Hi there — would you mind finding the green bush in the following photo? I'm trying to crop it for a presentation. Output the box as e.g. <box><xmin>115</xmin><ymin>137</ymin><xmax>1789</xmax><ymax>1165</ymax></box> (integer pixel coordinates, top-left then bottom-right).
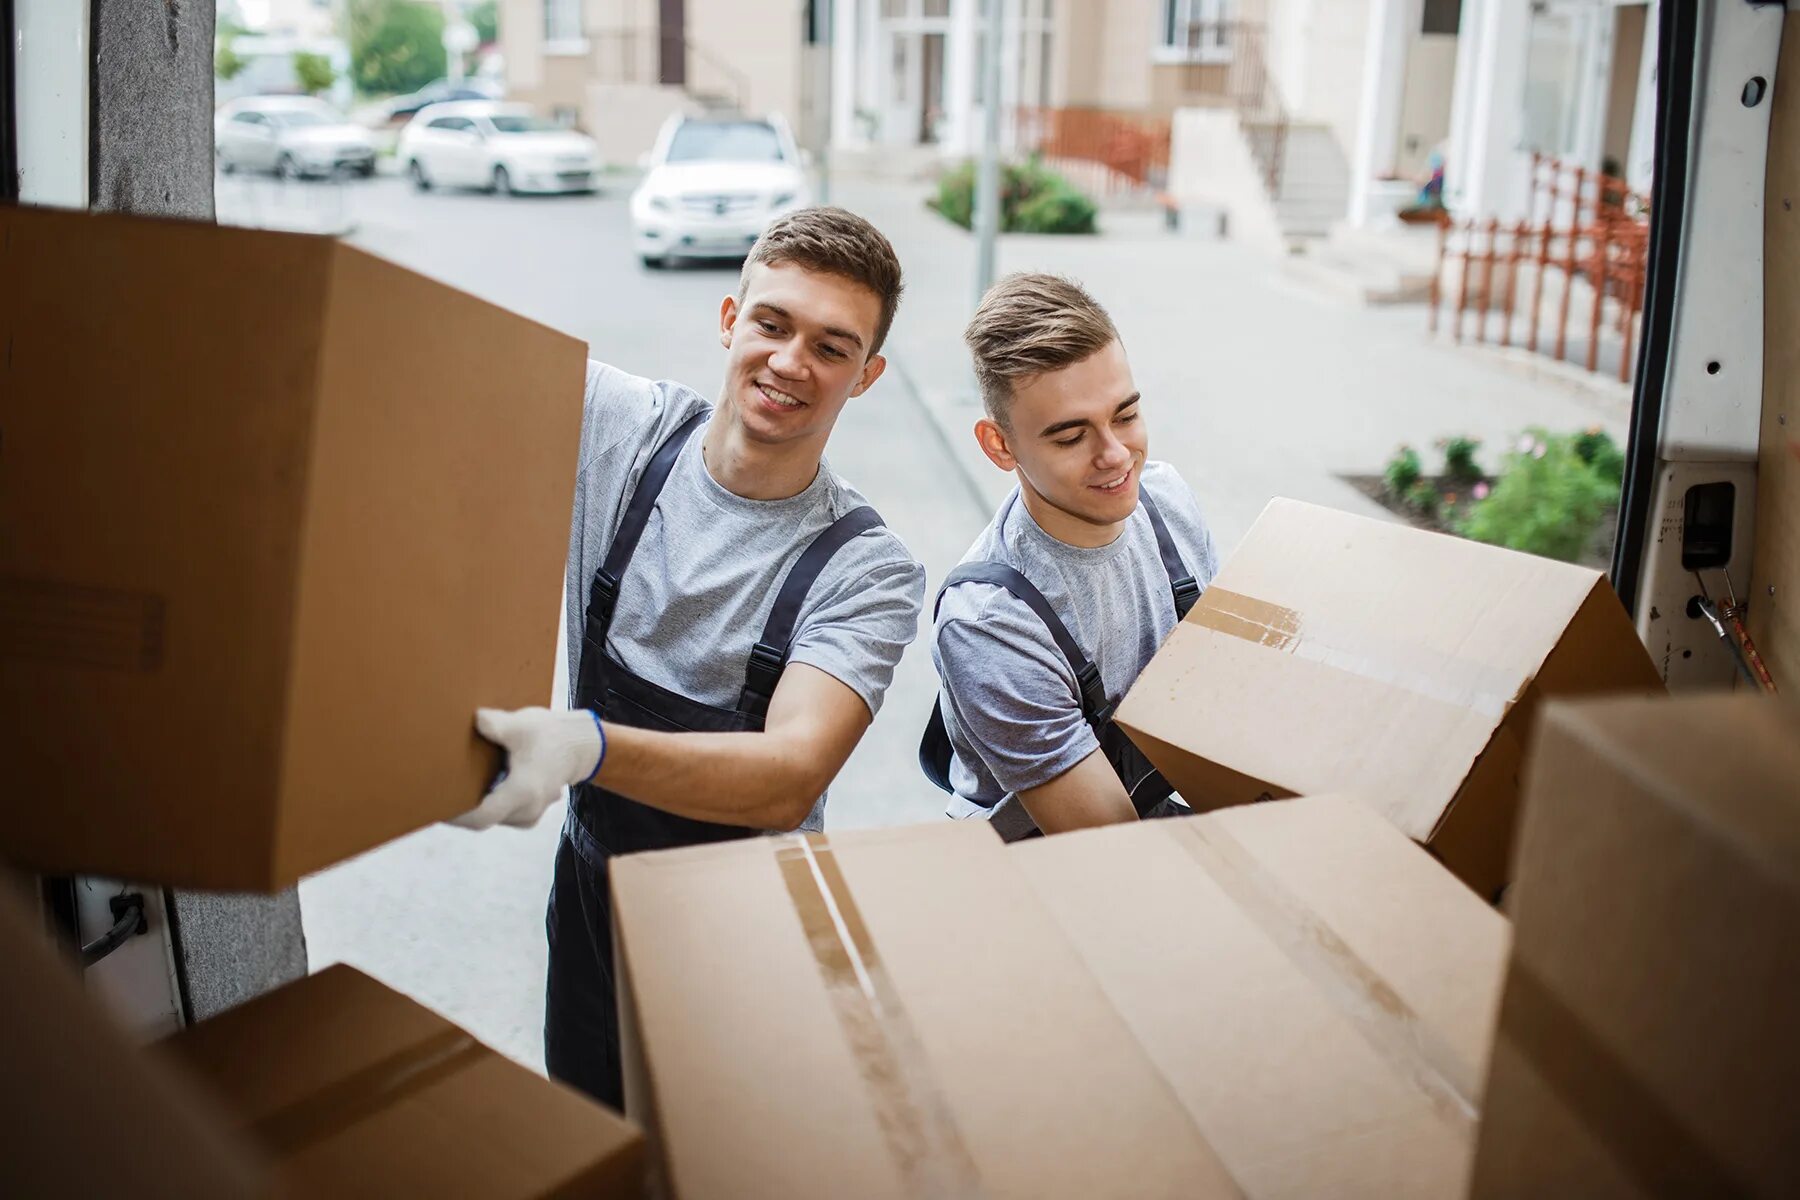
<box><xmin>929</xmin><ymin>157</ymin><xmax>1097</xmax><ymax>235</ymax></box>
<box><xmin>293</xmin><ymin>51</ymin><xmax>336</xmax><ymax>96</ymax></box>
<box><xmin>1571</xmin><ymin>426</ymin><xmax>1626</xmax><ymax>487</ymax></box>
<box><xmin>1405</xmin><ymin>479</ymin><xmax>1440</xmax><ymax>517</ymax></box>
<box><xmin>349</xmin><ymin>0</ymin><xmax>446</xmax><ymax>97</ymax></box>
<box><xmin>216</xmin><ymin>40</ymin><xmax>247</xmax><ymax>81</ymax></box>
<box><xmin>1459</xmin><ymin>429</ymin><xmax>1618</xmax><ymax>562</ymax></box>
<box><xmin>1439</xmin><ymin>435</ymin><xmax>1483</xmax><ymax>483</ymax></box>
<box><xmin>1383</xmin><ymin>444</ymin><xmax>1423</xmax><ymax>498</ymax></box>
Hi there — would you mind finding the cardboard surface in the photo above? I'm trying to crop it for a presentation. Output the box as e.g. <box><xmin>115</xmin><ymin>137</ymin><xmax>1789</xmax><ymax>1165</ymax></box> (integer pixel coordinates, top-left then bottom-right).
<box><xmin>166</xmin><ymin>963</ymin><xmax>645</xmax><ymax>1198</ymax></box>
<box><xmin>0</xmin><ymin>881</ymin><xmax>264</xmax><ymax>1199</ymax></box>
<box><xmin>1752</xmin><ymin>21</ymin><xmax>1800</xmax><ymax>688</ymax></box>
<box><xmin>1470</xmin><ymin>693</ymin><xmax>1800</xmax><ymax>1198</ymax></box>
<box><xmin>1115</xmin><ymin>498</ymin><xmax>1663</xmax><ymax>897</ymax></box>
<box><xmin>614</xmin><ymin>801</ymin><xmax>1508</xmax><ymax>1199</ymax></box>
<box><xmin>0</xmin><ymin>205</ymin><xmax>586</xmax><ymax>889</ymax></box>
<box><xmin>1014</xmin><ymin>797</ymin><xmax>1510</xmax><ymax>1199</ymax></box>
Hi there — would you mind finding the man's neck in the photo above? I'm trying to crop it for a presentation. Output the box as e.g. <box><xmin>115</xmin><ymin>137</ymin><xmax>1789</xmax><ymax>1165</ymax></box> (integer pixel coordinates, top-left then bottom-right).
<box><xmin>1016</xmin><ymin>476</ymin><xmax>1128</xmax><ymax>549</ymax></box>
<box><xmin>701</xmin><ymin>405</ymin><xmax>824</xmax><ymax>501</ymax></box>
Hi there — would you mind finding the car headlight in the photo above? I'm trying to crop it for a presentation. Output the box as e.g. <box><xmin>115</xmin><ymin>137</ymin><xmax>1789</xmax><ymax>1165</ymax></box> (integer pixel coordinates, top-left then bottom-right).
<box><xmin>648</xmin><ymin>195</ymin><xmax>673</xmax><ymax>213</ymax></box>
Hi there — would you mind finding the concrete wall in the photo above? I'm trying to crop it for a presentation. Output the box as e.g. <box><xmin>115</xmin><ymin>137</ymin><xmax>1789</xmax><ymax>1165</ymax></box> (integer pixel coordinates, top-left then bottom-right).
<box><xmin>1396</xmin><ymin>32</ymin><xmax>1458</xmax><ymax>178</ymax></box>
<box><xmin>685</xmin><ymin>0</ymin><xmax>805</xmax><ymax>119</ymax></box>
<box><xmin>89</xmin><ymin>0</ymin><xmax>309</xmax><ymax>1024</ymax></box>
<box><xmin>1169</xmin><ymin>106</ymin><xmax>1285</xmax><ymax>254</ymax></box>
<box><xmin>585</xmin><ymin>82</ymin><xmax>691</xmax><ymax>163</ymax></box>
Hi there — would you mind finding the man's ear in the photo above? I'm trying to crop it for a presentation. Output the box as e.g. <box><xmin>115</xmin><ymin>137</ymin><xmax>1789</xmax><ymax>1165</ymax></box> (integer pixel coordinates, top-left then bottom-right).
<box><xmin>850</xmin><ymin>353</ymin><xmax>887</xmax><ymax>398</ymax></box>
<box><xmin>719</xmin><ymin>293</ymin><xmax>739</xmax><ymax>350</ymax></box>
<box><xmin>975</xmin><ymin>417</ymin><xmax>1017</xmax><ymax>472</ymax></box>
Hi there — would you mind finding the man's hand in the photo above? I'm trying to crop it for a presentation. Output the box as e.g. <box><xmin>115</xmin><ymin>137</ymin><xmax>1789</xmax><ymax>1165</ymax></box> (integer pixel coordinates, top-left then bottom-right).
<box><xmin>451</xmin><ymin>707</ymin><xmax>604</xmax><ymax>831</ymax></box>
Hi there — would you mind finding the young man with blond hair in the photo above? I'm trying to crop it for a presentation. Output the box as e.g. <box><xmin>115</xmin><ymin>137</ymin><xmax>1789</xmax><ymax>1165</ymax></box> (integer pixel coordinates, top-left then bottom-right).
<box><xmin>460</xmin><ymin>208</ymin><xmax>925</xmax><ymax>1108</ymax></box>
<box><xmin>920</xmin><ymin>272</ymin><xmax>1219</xmax><ymax>840</ymax></box>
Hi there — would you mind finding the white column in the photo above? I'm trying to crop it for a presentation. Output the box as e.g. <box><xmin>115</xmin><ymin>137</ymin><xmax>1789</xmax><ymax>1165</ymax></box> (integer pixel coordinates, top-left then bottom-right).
<box><xmin>1444</xmin><ymin>0</ymin><xmax>1486</xmax><ymax>215</ymax></box>
<box><xmin>831</xmin><ymin>0</ymin><xmax>861</xmax><ymax>148</ymax></box>
<box><xmin>1624</xmin><ymin>0</ymin><xmax>1659</xmax><ymax>192</ymax></box>
<box><xmin>1569</xmin><ymin>7</ymin><xmax>1613</xmax><ymax>171</ymax></box>
<box><xmin>1461</xmin><ymin>0</ymin><xmax>1532</xmax><ymax>221</ymax></box>
<box><xmin>1348</xmin><ymin>0</ymin><xmax>1419</xmax><ymax>226</ymax></box>
<box><xmin>15</xmin><ymin>0</ymin><xmax>91</xmax><ymax>208</ymax></box>
<box><xmin>944</xmin><ymin>0</ymin><xmax>979</xmax><ymax>155</ymax></box>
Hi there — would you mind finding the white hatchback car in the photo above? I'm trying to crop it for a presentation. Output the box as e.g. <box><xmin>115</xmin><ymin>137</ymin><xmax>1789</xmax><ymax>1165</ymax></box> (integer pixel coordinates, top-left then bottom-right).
<box><xmin>215</xmin><ymin>96</ymin><xmax>376</xmax><ymax>179</ymax></box>
<box><xmin>630</xmin><ymin>114</ymin><xmax>812</xmax><ymax>268</ymax></box>
<box><xmin>399</xmin><ymin>102</ymin><xmax>601</xmax><ymax>195</ymax></box>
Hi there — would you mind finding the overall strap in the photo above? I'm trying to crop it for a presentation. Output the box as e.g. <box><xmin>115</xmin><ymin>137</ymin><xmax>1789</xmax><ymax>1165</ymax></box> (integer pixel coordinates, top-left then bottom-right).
<box><xmin>737</xmin><ymin>505</ymin><xmax>886</xmax><ymax>718</ymax></box>
<box><xmin>931</xmin><ymin>562</ymin><xmax>1111</xmax><ymax>726</ymax></box>
<box><xmin>586</xmin><ymin>408</ymin><xmax>707</xmax><ymax>632</ymax></box>
<box><xmin>1138</xmin><ymin>488</ymin><xmax>1202</xmax><ymax>619</ymax></box>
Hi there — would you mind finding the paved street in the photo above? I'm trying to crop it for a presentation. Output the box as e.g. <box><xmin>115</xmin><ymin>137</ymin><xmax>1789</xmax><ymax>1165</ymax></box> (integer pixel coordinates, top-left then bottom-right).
<box><xmin>223</xmin><ymin>167</ymin><xmax>1632</xmax><ymax>1072</ymax></box>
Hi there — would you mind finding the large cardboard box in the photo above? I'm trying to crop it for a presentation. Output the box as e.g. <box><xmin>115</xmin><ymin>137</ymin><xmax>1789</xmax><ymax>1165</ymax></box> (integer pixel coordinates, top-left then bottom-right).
<box><xmin>1115</xmin><ymin>498</ymin><xmax>1663</xmax><ymax>899</ymax></box>
<box><xmin>1469</xmin><ymin>693</ymin><xmax>1800</xmax><ymax>1198</ymax></box>
<box><xmin>166</xmin><ymin>963</ymin><xmax>646</xmax><ymax>1198</ymax></box>
<box><xmin>0</xmin><ymin>205</ymin><xmax>585</xmax><ymax>890</ymax></box>
<box><xmin>0</xmin><ymin>880</ymin><xmax>264</xmax><ymax>1198</ymax></box>
<box><xmin>613</xmin><ymin>798</ymin><xmax>1509</xmax><ymax>1199</ymax></box>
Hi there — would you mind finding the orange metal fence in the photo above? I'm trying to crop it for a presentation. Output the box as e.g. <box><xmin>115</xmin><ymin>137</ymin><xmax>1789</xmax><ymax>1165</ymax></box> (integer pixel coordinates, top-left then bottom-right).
<box><xmin>1007</xmin><ymin>107</ymin><xmax>1171</xmax><ymax>196</ymax></box>
<box><xmin>1429</xmin><ymin>154</ymin><xmax>1651</xmax><ymax>383</ymax></box>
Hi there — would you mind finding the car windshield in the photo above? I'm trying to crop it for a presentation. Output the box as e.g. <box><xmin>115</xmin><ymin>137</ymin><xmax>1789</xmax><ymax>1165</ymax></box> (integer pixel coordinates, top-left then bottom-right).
<box><xmin>488</xmin><ymin>114</ymin><xmax>561</xmax><ymax>134</ymax></box>
<box><xmin>269</xmin><ymin>110</ymin><xmax>336</xmax><ymax>129</ymax></box>
<box><xmin>665</xmin><ymin>121</ymin><xmax>785</xmax><ymax>164</ymax></box>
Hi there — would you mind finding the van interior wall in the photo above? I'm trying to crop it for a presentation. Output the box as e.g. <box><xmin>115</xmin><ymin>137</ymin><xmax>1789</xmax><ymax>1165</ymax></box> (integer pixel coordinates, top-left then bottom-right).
<box><xmin>89</xmin><ymin>0</ymin><xmax>308</xmax><ymax>1020</ymax></box>
<box><xmin>1753</xmin><ymin>18</ymin><xmax>1800</xmax><ymax>690</ymax></box>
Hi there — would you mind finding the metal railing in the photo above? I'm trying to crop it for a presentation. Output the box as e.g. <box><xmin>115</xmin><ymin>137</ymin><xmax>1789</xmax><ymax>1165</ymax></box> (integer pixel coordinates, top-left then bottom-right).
<box><xmin>1429</xmin><ymin>154</ymin><xmax>1652</xmax><ymax>383</ymax></box>
<box><xmin>586</xmin><ymin>28</ymin><xmax>749</xmax><ymax>113</ymax></box>
<box><xmin>1007</xmin><ymin>107</ymin><xmax>1172</xmax><ymax>196</ymax></box>
<box><xmin>1177</xmin><ymin>20</ymin><xmax>1289</xmax><ymax>196</ymax></box>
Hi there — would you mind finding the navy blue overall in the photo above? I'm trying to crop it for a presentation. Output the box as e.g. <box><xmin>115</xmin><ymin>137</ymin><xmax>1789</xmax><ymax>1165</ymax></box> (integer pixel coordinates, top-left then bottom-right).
<box><xmin>918</xmin><ymin>490</ymin><xmax>1201</xmax><ymax>828</ymax></box>
<box><xmin>545</xmin><ymin>409</ymin><xmax>885</xmax><ymax>1108</ymax></box>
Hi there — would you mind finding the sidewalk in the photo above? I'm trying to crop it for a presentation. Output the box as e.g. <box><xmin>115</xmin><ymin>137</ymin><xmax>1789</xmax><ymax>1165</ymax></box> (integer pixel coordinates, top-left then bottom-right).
<box><xmin>834</xmin><ymin>177</ymin><xmax>1632</xmax><ymax>556</ymax></box>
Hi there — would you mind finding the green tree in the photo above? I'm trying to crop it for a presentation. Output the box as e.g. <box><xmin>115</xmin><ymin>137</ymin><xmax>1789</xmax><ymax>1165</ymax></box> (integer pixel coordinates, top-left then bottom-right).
<box><xmin>348</xmin><ymin>0</ymin><xmax>448</xmax><ymax>97</ymax></box>
<box><xmin>293</xmin><ymin>51</ymin><xmax>337</xmax><ymax>96</ymax></box>
<box><xmin>470</xmin><ymin>0</ymin><xmax>499</xmax><ymax>46</ymax></box>
<box><xmin>216</xmin><ymin>38</ymin><xmax>247</xmax><ymax>81</ymax></box>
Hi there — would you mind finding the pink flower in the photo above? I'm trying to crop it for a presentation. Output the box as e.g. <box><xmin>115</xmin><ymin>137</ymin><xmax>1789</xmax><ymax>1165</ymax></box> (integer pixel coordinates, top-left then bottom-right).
<box><xmin>1532</xmin><ymin>443</ymin><xmax>1547</xmax><ymax>459</ymax></box>
<box><xmin>1516</xmin><ymin>434</ymin><xmax>1537</xmax><ymax>454</ymax></box>
<box><xmin>1474</xmin><ymin>481</ymin><xmax>1490</xmax><ymax>500</ymax></box>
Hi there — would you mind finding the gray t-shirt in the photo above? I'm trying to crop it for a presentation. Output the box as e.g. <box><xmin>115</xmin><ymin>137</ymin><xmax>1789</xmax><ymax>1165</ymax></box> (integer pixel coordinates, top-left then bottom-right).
<box><xmin>563</xmin><ymin>361</ymin><xmax>926</xmax><ymax>831</ymax></box>
<box><xmin>932</xmin><ymin>461</ymin><xmax>1220</xmax><ymax>839</ymax></box>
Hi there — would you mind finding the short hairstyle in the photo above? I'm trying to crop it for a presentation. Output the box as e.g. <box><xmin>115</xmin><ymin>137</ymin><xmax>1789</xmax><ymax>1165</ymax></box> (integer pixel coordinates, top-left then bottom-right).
<box><xmin>741</xmin><ymin>206</ymin><xmax>905</xmax><ymax>355</ymax></box>
<box><xmin>963</xmin><ymin>273</ymin><xmax>1120</xmax><ymax>429</ymax></box>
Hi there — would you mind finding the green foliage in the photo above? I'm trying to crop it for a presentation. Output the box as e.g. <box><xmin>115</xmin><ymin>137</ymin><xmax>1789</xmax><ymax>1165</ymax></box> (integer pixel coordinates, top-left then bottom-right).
<box><xmin>1383</xmin><ymin>444</ymin><xmax>1423</xmax><ymax>498</ymax></box>
<box><xmin>1571</xmin><ymin>426</ymin><xmax>1625</xmax><ymax>487</ymax></box>
<box><xmin>348</xmin><ymin>0</ymin><xmax>447</xmax><ymax>97</ymax></box>
<box><xmin>215</xmin><ymin>39</ymin><xmax>247</xmax><ymax>81</ymax></box>
<box><xmin>1439</xmin><ymin>435</ymin><xmax>1483</xmax><ymax>483</ymax></box>
<box><xmin>930</xmin><ymin>157</ymin><xmax>1098</xmax><ymax>235</ymax></box>
<box><xmin>1405</xmin><ymin>479</ymin><xmax>1440</xmax><ymax>517</ymax></box>
<box><xmin>471</xmin><ymin>0</ymin><xmax>499</xmax><ymax>46</ymax></box>
<box><xmin>1459</xmin><ymin>429</ymin><xmax>1618</xmax><ymax>562</ymax></box>
<box><xmin>293</xmin><ymin>51</ymin><xmax>336</xmax><ymax>96</ymax></box>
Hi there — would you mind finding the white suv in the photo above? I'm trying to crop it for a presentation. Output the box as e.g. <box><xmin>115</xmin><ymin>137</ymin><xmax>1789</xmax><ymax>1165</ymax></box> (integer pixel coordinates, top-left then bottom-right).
<box><xmin>630</xmin><ymin>114</ymin><xmax>812</xmax><ymax>268</ymax></box>
<box><xmin>399</xmin><ymin>102</ymin><xmax>602</xmax><ymax>195</ymax></box>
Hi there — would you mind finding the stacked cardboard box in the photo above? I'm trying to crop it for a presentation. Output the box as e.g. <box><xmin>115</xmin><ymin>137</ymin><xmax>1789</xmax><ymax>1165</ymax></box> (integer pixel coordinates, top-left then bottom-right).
<box><xmin>0</xmin><ymin>204</ymin><xmax>587</xmax><ymax>890</ymax></box>
<box><xmin>613</xmin><ymin>796</ymin><xmax>1510</xmax><ymax>1199</ymax></box>
<box><xmin>1115</xmin><ymin>498</ymin><xmax>1664</xmax><ymax>898</ymax></box>
<box><xmin>1470</xmin><ymin>693</ymin><xmax>1800</xmax><ymax>1197</ymax></box>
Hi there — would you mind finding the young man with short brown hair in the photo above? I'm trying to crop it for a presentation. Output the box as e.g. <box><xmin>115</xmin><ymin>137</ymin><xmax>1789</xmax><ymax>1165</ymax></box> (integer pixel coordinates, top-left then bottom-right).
<box><xmin>921</xmin><ymin>273</ymin><xmax>1219</xmax><ymax>840</ymax></box>
<box><xmin>461</xmin><ymin>207</ymin><xmax>925</xmax><ymax>1108</ymax></box>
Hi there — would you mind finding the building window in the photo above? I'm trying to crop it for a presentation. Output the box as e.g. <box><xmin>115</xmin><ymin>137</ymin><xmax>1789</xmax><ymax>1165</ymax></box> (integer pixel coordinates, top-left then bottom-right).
<box><xmin>544</xmin><ymin>0</ymin><xmax>581</xmax><ymax>43</ymax></box>
<box><xmin>1421</xmin><ymin>0</ymin><xmax>1461</xmax><ymax>37</ymax></box>
<box><xmin>1158</xmin><ymin>0</ymin><xmax>1232</xmax><ymax>64</ymax></box>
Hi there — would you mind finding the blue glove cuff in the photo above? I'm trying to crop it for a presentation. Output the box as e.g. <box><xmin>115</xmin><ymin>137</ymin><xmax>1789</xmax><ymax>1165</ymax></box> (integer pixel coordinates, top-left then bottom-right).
<box><xmin>586</xmin><ymin>709</ymin><xmax>606</xmax><ymax>784</ymax></box>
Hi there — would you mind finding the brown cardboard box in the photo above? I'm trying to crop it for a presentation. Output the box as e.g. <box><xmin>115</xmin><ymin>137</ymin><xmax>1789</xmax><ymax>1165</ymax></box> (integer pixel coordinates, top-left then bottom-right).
<box><xmin>612</xmin><ymin>799</ymin><xmax>1509</xmax><ymax>1199</ymax></box>
<box><xmin>1115</xmin><ymin>498</ymin><xmax>1663</xmax><ymax>899</ymax></box>
<box><xmin>0</xmin><ymin>881</ymin><xmax>264</xmax><ymax>1198</ymax></box>
<box><xmin>166</xmin><ymin>963</ymin><xmax>646</xmax><ymax>1198</ymax></box>
<box><xmin>1469</xmin><ymin>693</ymin><xmax>1800</xmax><ymax>1198</ymax></box>
<box><xmin>1014</xmin><ymin>796</ymin><xmax>1510</xmax><ymax>1199</ymax></box>
<box><xmin>0</xmin><ymin>205</ymin><xmax>585</xmax><ymax>890</ymax></box>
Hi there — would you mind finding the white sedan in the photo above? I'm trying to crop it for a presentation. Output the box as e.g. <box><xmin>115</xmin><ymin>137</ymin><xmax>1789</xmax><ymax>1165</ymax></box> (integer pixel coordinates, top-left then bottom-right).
<box><xmin>399</xmin><ymin>102</ymin><xmax>601</xmax><ymax>195</ymax></box>
<box><xmin>630</xmin><ymin>115</ymin><xmax>812</xmax><ymax>268</ymax></box>
<box><xmin>215</xmin><ymin>96</ymin><xmax>376</xmax><ymax>179</ymax></box>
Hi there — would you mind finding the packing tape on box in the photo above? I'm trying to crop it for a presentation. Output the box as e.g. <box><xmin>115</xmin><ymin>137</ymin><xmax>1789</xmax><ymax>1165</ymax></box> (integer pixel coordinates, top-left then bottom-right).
<box><xmin>1494</xmin><ymin>961</ymin><xmax>1740</xmax><ymax>1194</ymax></box>
<box><xmin>246</xmin><ymin>1026</ymin><xmax>487</xmax><ymax>1157</ymax></box>
<box><xmin>1187</xmin><ymin>588</ymin><xmax>1527</xmax><ymax>720</ymax></box>
<box><xmin>775</xmin><ymin>833</ymin><xmax>985</xmax><ymax>1199</ymax></box>
<box><xmin>1174</xmin><ymin>817</ymin><xmax>1483</xmax><ymax>1134</ymax></box>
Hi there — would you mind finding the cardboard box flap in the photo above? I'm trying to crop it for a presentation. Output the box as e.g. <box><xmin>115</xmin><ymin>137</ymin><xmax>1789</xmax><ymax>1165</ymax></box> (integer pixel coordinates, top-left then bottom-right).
<box><xmin>1117</xmin><ymin>498</ymin><xmax>1608</xmax><ymax>841</ymax></box>
<box><xmin>167</xmin><ymin>964</ymin><xmax>642</xmax><ymax>1197</ymax></box>
<box><xmin>1012</xmin><ymin>797</ymin><xmax>1510</xmax><ymax>1199</ymax></box>
<box><xmin>614</xmin><ymin>821</ymin><xmax>1240</xmax><ymax>1199</ymax></box>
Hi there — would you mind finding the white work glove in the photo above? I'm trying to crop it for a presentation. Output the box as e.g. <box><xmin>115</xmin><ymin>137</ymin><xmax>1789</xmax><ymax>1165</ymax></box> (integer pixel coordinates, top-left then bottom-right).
<box><xmin>450</xmin><ymin>707</ymin><xmax>605</xmax><ymax>831</ymax></box>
